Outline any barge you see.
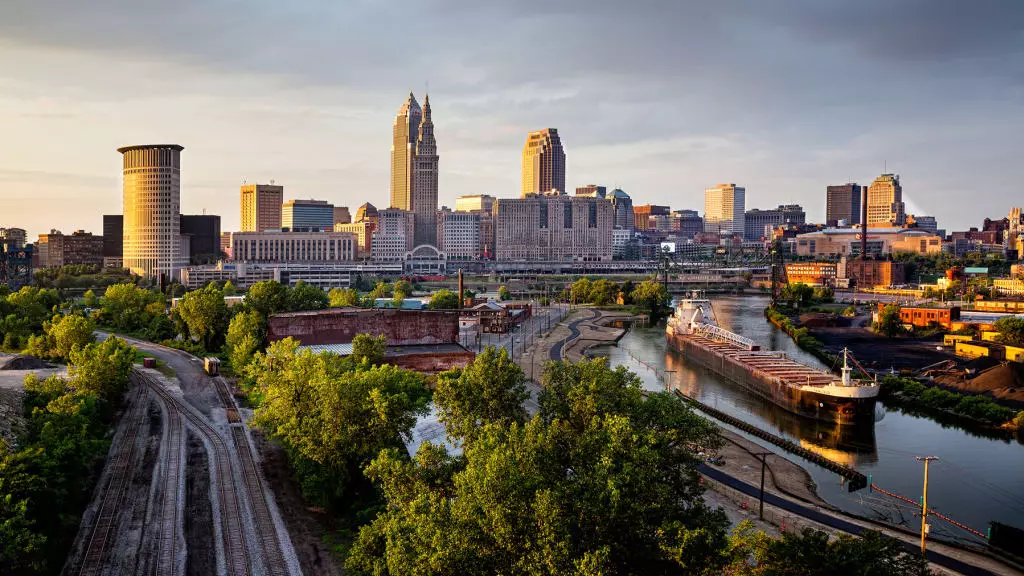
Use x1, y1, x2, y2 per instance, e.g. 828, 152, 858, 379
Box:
666, 294, 878, 425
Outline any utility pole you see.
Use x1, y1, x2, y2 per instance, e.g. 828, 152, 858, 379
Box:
916, 456, 939, 554
754, 452, 772, 520
664, 369, 677, 392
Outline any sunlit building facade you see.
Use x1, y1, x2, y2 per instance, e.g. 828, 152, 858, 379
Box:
119, 144, 186, 279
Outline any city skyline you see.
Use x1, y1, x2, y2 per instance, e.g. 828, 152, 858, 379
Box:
2, 2, 1023, 238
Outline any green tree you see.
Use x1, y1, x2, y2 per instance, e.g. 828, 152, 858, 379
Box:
630, 279, 670, 317
994, 316, 1024, 347
246, 280, 290, 317
498, 285, 512, 301
348, 358, 727, 575
782, 282, 815, 309
82, 289, 98, 308
351, 334, 387, 366
569, 278, 592, 303
730, 527, 930, 575
369, 282, 393, 300
98, 283, 152, 331
328, 287, 360, 308
222, 280, 238, 296
47, 314, 96, 361
874, 304, 904, 338
393, 280, 413, 298
434, 347, 528, 444
68, 337, 136, 401
428, 289, 459, 310
589, 279, 619, 306
288, 280, 329, 311
175, 284, 229, 350
224, 310, 265, 375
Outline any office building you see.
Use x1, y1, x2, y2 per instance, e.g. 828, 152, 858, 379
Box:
795, 227, 941, 257
826, 183, 862, 226
102, 215, 123, 261
744, 205, 805, 241
704, 184, 746, 237
372, 208, 415, 261
282, 199, 334, 231
455, 194, 495, 213
866, 173, 905, 227
36, 230, 104, 268
0, 243, 33, 290
390, 92, 439, 247
785, 262, 838, 287
612, 228, 632, 258
220, 232, 232, 259
119, 144, 186, 279
240, 183, 284, 232
437, 209, 481, 260
334, 206, 352, 225
633, 205, 670, 231
521, 129, 566, 197
180, 215, 221, 260
576, 185, 607, 199
355, 202, 379, 225
909, 215, 939, 235
609, 188, 634, 231
0, 228, 26, 249
494, 195, 612, 261
334, 221, 376, 258
231, 230, 356, 263
672, 210, 704, 239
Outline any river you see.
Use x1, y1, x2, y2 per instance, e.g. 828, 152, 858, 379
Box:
591, 295, 1024, 544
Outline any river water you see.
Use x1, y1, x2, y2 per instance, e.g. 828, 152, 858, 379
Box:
591, 295, 1024, 544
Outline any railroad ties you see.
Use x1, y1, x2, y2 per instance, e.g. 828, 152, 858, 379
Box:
154, 386, 184, 576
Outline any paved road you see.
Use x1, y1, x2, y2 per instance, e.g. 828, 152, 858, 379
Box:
700, 464, 998, 576
549, 308, 599, 361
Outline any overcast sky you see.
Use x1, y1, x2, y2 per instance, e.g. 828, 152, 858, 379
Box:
1, 0, 1023, 239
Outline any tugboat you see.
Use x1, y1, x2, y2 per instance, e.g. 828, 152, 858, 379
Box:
666, 293, 878, 424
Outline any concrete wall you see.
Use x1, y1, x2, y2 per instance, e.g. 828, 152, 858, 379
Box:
268, 308, 460, 346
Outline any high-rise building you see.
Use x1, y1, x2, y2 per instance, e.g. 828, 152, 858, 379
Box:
866, 173, 905, 227
704, 184, 746, 237
609, 188, 634, 231
576, 185, 607, 198
494, 195, 612, 261
672, 210, 704, 239
355, 202, 379, 225
744, 205, 805, 241
521, 129, 566, 197
240, 184, 284, 232
102, 216, 122, 260
180, 215, 222, 260
372, 208, 415, 261
909, 215, 939, 234
633, 205, 670, 231
389, 92, 439, 247
119, 144, 186, 279
220, 232, 232, 258
455, 194, 496, 213
231, 230, 356, 263
334, 206, 352, 225
0, 228, 26, 249
282, 199, 334, 230
36, 230, 104, 268
437, 209, 481, 260
334, 221, 376, 258
826, 184, 862, 226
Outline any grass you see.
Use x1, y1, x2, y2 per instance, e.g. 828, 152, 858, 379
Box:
133, 349, 176, 378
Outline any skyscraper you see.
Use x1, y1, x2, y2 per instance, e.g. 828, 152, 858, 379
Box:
389, 92, 439, 247
866, 173, 905, 227
119, 144, 186, 279
703, 183, 746, 237
522, 129, 565, 197
575, 185, 607, 198
240, 183, 284, 232
282, 199, 334, 230
826, 183, 862, 226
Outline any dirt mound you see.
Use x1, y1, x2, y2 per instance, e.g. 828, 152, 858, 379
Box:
0, 355, 49, 370
936, 363, 1024, 409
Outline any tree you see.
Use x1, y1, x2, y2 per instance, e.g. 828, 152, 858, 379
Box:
630, 279, 670, 317
288, 280, 329, 311
994, 316, 1024, 347
348, 358, 728, 575
175, 284, 229, 350
393, 280, 413, 298
222, 280, 238, 296
589, 279, 618, 306
246, 280, 290, 317
47, 314, 96, 361
369, 282, 393, 300
874, 304, 904, 338
98, 283, 155, 331
68, 337, 136, 402
569, 278, 592, 303
428, 289, 459, 310
82, 289, 98, 308
434, 347, 528, 444
328, 287, 360, 308
782, 282, 815, 309
224, 310, 265, 375
498, 285, 512, 301
351, 334, 387, 366
390, 292, 406, 309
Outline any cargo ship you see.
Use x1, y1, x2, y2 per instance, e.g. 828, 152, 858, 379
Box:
666, 294, 878, 425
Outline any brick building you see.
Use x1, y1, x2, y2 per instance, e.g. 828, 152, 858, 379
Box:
784, 262, 837, 286
36, 230, 104, 268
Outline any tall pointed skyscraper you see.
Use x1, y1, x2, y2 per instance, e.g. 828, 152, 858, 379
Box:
389, 92, 439, 247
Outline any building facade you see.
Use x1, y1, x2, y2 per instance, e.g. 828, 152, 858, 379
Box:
785, 262, 837, 286
839, 259, 906, 289
334, 206, 351, 225
494, 195, 612, 261
437, 210, 481, 260
36, 230, 104, 268
454, 194, 495, 213
240, 183, 283, 232
866, 173, 905, 227
390, 92, 439, 247
633, 205, 670, 231
231, 231, 356, 263
609, 188, 634, 231
0, 228, 26, 249
282, 199, 334, 230
704, 183, 746, 237
575, 185, 607, 198
795, 228, 941, 257
119, 144, 186, 279
372, 208, 415, 261
744, 205, 805, 241
521, 129, 566, 197
334, 221, 376, 258
826, 183, 862, 226
180, 215, 221, 260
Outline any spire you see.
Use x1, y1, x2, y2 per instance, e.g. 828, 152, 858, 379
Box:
422, 92, 431, 120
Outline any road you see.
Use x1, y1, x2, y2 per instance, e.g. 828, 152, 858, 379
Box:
466, 304, 567, 361
550, 308, 599, 361
700, 464, 999, 576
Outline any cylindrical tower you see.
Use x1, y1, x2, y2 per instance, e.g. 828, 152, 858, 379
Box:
118, 144, 184, 279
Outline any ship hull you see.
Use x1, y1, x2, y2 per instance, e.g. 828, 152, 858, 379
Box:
667, 331, 875, 425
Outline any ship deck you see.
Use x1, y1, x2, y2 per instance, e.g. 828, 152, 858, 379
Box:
687, 334, 839, 387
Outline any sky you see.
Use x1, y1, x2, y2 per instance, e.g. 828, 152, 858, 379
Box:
1, 0, 1023, 239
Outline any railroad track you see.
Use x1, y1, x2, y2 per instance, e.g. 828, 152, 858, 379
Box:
139, 371, 250, 576
154, 389, 184, 576
230, 426, 290, 576
76, 381, 149, 576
